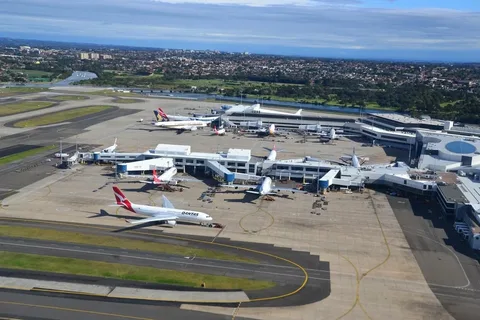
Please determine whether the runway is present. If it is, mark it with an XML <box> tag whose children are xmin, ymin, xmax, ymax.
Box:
<box><xmin>0</xmin><ymin>218</ymin><xmax>331</xmax><ymax>308</ymax></box>
<box><xmin>0</xmin><ymin>106</ymin><xmax>140</xmax><ymax>193</ymax></box>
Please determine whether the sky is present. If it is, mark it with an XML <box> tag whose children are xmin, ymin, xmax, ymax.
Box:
<box><xmin>1</xmin><ymin>0</ymin><xmax>480</xmax><ymax>62</ymax></box>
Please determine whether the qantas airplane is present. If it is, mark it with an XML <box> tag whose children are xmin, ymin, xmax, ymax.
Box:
<box><xmin>222</xmin><ymin>104</ymin><xmax>302</xmax><ymax>117</ymax></box>
<box><xmin>221</xmin><ymin>176</ymin><xmax>298</xmax><ymax>197</ymax></box>
<box><xmin>212</xmin><ymin>126</ymin><xmax>226</xmax><ymax>136</ymax></box>
<box><xmin>111</xmin><ymin>186</ymin><xmax>213</xmax><ymax>227</ymax></box>
<box><xmin>264</xmin><ymin>144</ymin><xmax>285</xmax><ymax>161</ymax></box>
<box><xmin>155</xmin><ymin>108</ymin><xmax>218</xmax><ymax>122</ymax></box>
<box><xmin>140</xmin><ymin>167</ymin><xmax>197</xmax><ymax>186</ymax></box>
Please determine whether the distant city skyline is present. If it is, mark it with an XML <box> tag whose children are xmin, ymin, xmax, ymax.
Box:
<box><xmin>1</xmin><ymin>0</ymin><xmax>479</xmax><ymax>62</ymax></box>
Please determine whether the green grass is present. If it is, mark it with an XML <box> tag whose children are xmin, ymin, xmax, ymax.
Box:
<box><xmin>440</xmin><ymin>100</ymin><xmax>462</xmax><ymax>107</ymax></box>
<box><xmin>0</xmin><ymin>87</ymin><xmax>48</xmax><ymax>97</ymax></box>
<box><xmin>0</xmin><ymin>225</ymin><xmax>257</xmax><ymax>263</ymax></box>
<box><xmin>0</xmin><ymin>101</ymin><xmax>55</xmax><ymax>117</ymax></box>
<box><xmin>49</xmin><ymin>95</ymin><xmax>89</xmax><ymax>101</ymax></box>
<box><xmin>0</xmin><ymin>145</ymin><xmax>56</xmax><ymax>166</ymax></box>
<box><xmin>10</xmin><ymin>69</ymin><xmax>53</xmax><ymax>77</ymax></box>
<box><xmin>114</xmin><ymin>98</ymin><xmax>141</xmax><ymax>103</ymax></box>
<box><xmin>0</xmin><ymin>251</ymin><xmax>273</xmax><ymax>290</ymax></box>
<box><xmin>13</xmin><ymin>106</ymin><xmax>113</xmax><ymax>128</ymax></box>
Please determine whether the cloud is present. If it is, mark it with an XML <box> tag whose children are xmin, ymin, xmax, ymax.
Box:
<box><xmin>1</xmin><ymin>0</ymin><xmax>479</xmax><ymax>54</ymax></box>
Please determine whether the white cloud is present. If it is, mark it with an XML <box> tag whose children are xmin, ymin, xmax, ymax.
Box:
<box><xmin>1</xmin><ymin>0</ymin><xmax>479</xmax><ymax>54</ymax></box>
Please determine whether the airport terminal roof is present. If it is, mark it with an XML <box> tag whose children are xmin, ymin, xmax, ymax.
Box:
<box><xmin>457</xmin><ymin>176</ymin><xmax>480</xmax><ymax>224</ymax></box>
<box><xmin>438</xmin><ymin>184</ymin><xmax>468</xmax><ymax>204</ymax></box>
<box><xmin>368</xmin><ymin>113</ymin><xmax>445</xmax><ymax>126</ymax></box>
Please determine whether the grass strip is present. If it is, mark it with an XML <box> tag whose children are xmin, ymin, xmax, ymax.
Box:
<box><xmin>0</xmin><ymin>87</ymin><xmax>48</xmax><ymax>97</ymax></box>
<box><xmin>114</xmin><ymin>98</ymin><xmax>141</xmax><ymax>103</ymax></box>
<box><xmin>13</xmin><ymin>106</ymin><xmax>113</xmax><ymax>128</ymax></box>
<box><xmin>0</xmin><ymin>251</ymin><xmax>273</xmax><ymax>290</ymax></box>
<box><xmin>0</xmin><ymin>101</ymin><xmax>55</xmax><ymax>116</ymax></box>
<box><xmin>49</xmin><ymin>95</ymin><xmax>89</xmax><ymax>101</ymax></box>
<box><xmin>0</xmin><ymin>145</ymin><xmax>56</xmax><ymax>166</ymax></box>
<box><xmin>0</xmin><ymin>225</ymin><xmax>257</xmax><ymax>263</ymax></box>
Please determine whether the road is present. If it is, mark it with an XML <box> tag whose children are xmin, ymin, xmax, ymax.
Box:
<box><xmin>0</xmin><ymin>290</ymin><xmax>254</xmax><ymax>320</ymax></box>
<box><xmin>388</xmin><ymin>194</ymin><xmax>480</xmax><ymax>320</ymax></box>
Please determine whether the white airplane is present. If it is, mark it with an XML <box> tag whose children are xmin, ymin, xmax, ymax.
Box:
<box><xmin>155</xmin><ymin>108</ymin><xmax>218</xmax><ymax>122</ymax></box>
<box><xmin>140</xmin><ymin>167</ymin><xmax>197</xmax><ymax>186</ymax></box>
<box><xmin>241</xmin><ymin>124</ymin><xmax>276</xmax><ymax>137</ymax></box>
<box><xmin>111</xmin><ymin>186</ymin><xmax>213</xmax><ymax>227</ymax></box>
<box><xmin>320</xmin><ymin>128</ymin><xmax>360</xmax><ymax>141</ymax></box>
<box><xmin>152</xmin><ymin>118</ymin><xmax>207</xmax><ymax>131</ymax></box>
<box><xmin>340</xmin><ymin>148</ymin><xmax>368</xmax><ymax>168</ymax></box>
<box><xmin>101</xmin><ymin>138</ymin><xmax>118</xmax><ymax>153</ymax></box>
<box><xmin>54</xmin><ymin>152</ymin><xmax>69</xmax><ymax>158</ymax></box>
<box><xmin>264</xmin><ymin>144</ymin><xmax>284</xmax><ymax>161</ymax></box>
<box><xmin>212</xmin><ymin>125</ymin><xmax>226</xmax><ymax>136</ymax></box>
<box><xmin>223</xmin><ymin>104</ymin><xmax>302</xmax><ymax>117</ymax></box>
<box><xmin>221</xmin><ymin>176</ymin><xmax>298</xmax><ymax>196</ymax></box>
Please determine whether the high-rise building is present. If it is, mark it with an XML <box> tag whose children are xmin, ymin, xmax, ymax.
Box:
<box><xmin>79</xmin><ymin>53</ymin><xmax>90</xmax><ymax>60</ymax></box>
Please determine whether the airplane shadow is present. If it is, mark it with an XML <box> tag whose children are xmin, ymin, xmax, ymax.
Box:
<box><xmin>222</xmin><ymin>192</ymin><xmax>260</xmax><ymax>204</ymax></box>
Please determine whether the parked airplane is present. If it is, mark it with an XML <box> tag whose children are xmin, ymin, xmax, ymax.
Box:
<box><xmin>111</xmin><ymin>186</ymin><xmax>213</xmax><ymax>227</ymax></box>
<box><xmin>101</xmin><ymin>138</ymin><xmax>118</xmax><ymax>153</ymax></box>
<box><xmin>222</xmin><ymin>104</ymin><xmax>302</xmax><ymax>117</ymax></box>
<box><xmin>54</xmin><ymin>152</ymin><xmax>69</xmax><ymax>158</ymax></box>
<box><xmin>140</xmin><ymin>167</ymin><xmax>197</xmax><ymax>186</ymax></box>
<box><xmin>320</xmin><ymin>128</ymin><xmax>360</xmax><ymax>141</ymax></box>
<box><xmin>247</xmin><ymin>124</ymin><xmax>276</xmax><ymax>137</ymax></box>
<box><xmin>339</xmin><ymin>148</ymin><xmax>368</xmax><ymax>168</ymax></box>
<box><xmin>212</xmin><ymin>126</ymin><xmax>226</xmax><ymax>136</ymax></box>
<box><xmin>155</xmin><ymin>108</ymin><xmax>218</xmax><ymax>122</ymax></box>
<box><xmin>264</xmin><ymin>144</ymin><xmax>284</xmax><ymax>161</ymax></box>
<box><xmin>221</xmin><ymin>176</ymin><xmax>298</xmax><ymax>196</ymax></box>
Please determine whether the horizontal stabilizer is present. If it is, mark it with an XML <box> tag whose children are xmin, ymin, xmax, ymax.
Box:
<box><xmin>127</xmin><ymin>216</ymin><xmax>177</xmax><ymax>225</ymax></box>
<box><xmin>246</xmin><ymin>190</ymin><xmax>261</xmax><ymax>195</ymax></box>
<box><xmin>140</xmin><ymin>180</ymin><xmax>155</xmax><ymax>184</ymax></box>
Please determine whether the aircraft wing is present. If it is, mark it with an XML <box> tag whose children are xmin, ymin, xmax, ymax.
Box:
<box><xmin>127</xmin><ymin>215</ymin><xmax>177</xmax><ymax>225</ymax></box>
<box><xmin>139</xmin><ymin>180</ymin><xmax>155</xmax><ymax>184</ymax></box>
<box><xmin>172</xmin><ymin>177</ymin><xmax>200</xmax><ymax>183</ymax></box>
<box><xmin>221</xmin><ymin>184</ymin><xmax>259</xmax><ymax>189</ymax></box>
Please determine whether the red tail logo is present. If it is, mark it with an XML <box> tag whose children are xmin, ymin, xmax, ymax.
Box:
<box><xmin>112</xmin><ymin>186</ymin><xmax>134</xmax><ymax>212</ymax></box>
<box><xmin>153</xmin><ymin>168</ymin><xmax>161</xmax><ymax>183</ymax></box>
<box><xmin>158</xmin><ymin>108</ymin><xmax>169</xmax><ymax>121</ymax></box>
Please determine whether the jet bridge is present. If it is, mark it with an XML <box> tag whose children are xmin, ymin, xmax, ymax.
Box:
<box><xmin>318</xmin><ymin>169</ymin><xmax>341</xmax><ymax>189</ymax></box>
<box><xmin>206</xmin><ymin>160</ymin><xmax>235</xmax><ymax>182</ymax></box>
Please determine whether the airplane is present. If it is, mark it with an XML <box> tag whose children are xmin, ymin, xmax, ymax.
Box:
<box><xmin>339</xmin><ymin>148</ymin><xmax>369</xmax><ymax>168</ymax></box>
<box><xmin>111</xmin><ymin>186</ymin><xmax>213</xmax><ymax>227</ymax></box>
<box><xmin>319</xmin><ymin>128</ymin><xmax>360</xmax><ymax>141</ymax></box>
<box><xmin>155</xmin><ymin>108</ymin><xmax>218</xmax><ymax>122</ymax></box>
<box><xmin>212</xmin><ymin>125</ymin><xmax>226</xmax><ymax>136</ymax></box>
<box><xmin>101</xmin><ymin>138</ymin><xmax>118</xmax><ymax>153</ymax></box>
<box><xmin>222</xmin><ymin>104</ymin><xmax>302</xmax><ymax>117</ymax></box>
<box><xmin>54</xmin><ymin>152</ymin><xmax>69</xmax><ymax>158</ymax></box>
<box><xmin>264</xmin><ymin>144</ymin><xmax>285</xmax><ymax>161</ymax></box>
<box><xmin>140</xmin><ymin>167</ymin><xmax>197</xmax><ymax>186</ymax></box>
<box><xmin>220</xmin><ymin>176</ymin><xmax>299</xmax><ymax>197</ymax></box>
<box><xmin>241</xmin><ymin>124</ymin><xmax>276</xmax><ymax>137</ymax></box>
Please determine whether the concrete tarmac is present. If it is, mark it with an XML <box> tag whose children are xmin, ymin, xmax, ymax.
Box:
<box><xmin>388</xmin><ymin>194</ymin><xmax>480</xmax><ymax>320</ymax></box>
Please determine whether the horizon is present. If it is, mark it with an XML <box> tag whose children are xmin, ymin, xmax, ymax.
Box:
<box><xmin>1</xmin><ymin>0</ymin><xmax>480</xmax><ymax>62</ymax></box>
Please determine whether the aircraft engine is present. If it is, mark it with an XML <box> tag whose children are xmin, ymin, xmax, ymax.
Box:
<box><xmin>190</xmin><ymin>126</ymin><xmax>198</xmax><ymax>131</ymax></box>
<box><xmin>166</xmin><ymin>220</ymin><xmax>177</xmax><ymax>226</ymax></box>
<box><xmin>169</xmin><ymin>180</ymin><xmax>178</xmax><ymax>186</ymax></box>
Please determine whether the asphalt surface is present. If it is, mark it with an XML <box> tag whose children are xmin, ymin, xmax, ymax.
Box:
<box><xmin>388</xmin><ymin>194</ymin><xmax>480</xmax><ymax>320</ymax></box>
<box><xmin>0</xmin><ymin>290</ymin><xmax>254</xmax><ymax>320</ymax></box>
<box><xmin>0</xmin><ymin>106</ymin><xmax>140</xmax><ymax>192</ymax></box>
<box><xmin>0</xmin><ymin>218</ymin><xmax>331</xmax><ymax>308</ymax></box>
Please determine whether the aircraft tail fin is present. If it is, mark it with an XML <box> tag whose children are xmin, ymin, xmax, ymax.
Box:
<box><xmin>295</xmin><ymin>109</ymin><xmax>302</xmax><ymax>115</ymax></box>
<box><xmin>158</xmin><ymin>108</ymin><xmax>169</xmax><ymax>121</ymax></box>
<box><xmin>152</xmin><ymin>168</ymin><xmax>161</xmax><ymax>183</ymax></box>
<box><xmin>112</xmin><ymin>186</ymin><xmax>134</xmax><ymax>212</ymax></box>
